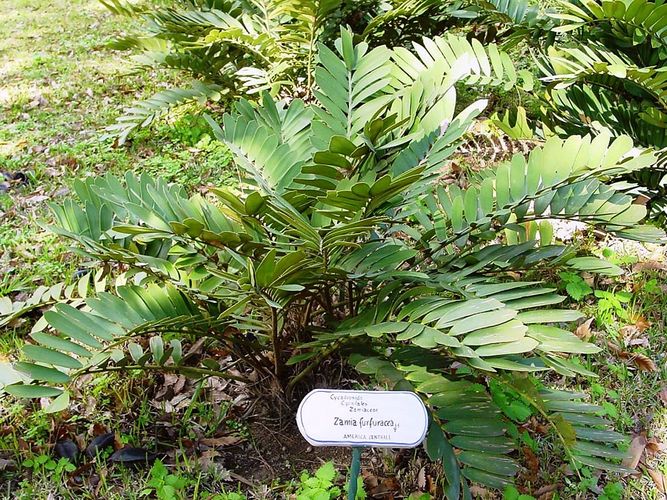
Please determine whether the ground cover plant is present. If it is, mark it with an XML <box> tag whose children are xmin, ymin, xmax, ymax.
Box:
<box><xmin>3</xmin><ymin>24</ymin><xmax>667</xmax><ymax>497</ymax></box>
<box><xmin>1</xmin><ymin>0</ymin><xmax>667</xmax><ymax>499</ymax></box>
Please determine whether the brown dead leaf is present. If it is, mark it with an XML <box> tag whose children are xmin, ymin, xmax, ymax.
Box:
<box><xmin>622</xmin><ymin>434</ymin><xmax>647</xmax><ymax>471</ymax></box>
<box><xmin>184</xmin><ymin>337</ymin><xmax>207</xmax><ymax>360</ymax></box>
<box><xmin>659</xmin><ymin>386</ymin><xmax>667</xmax><ymax>406</ymax></box>
<box><xmin>199</xmin><ymin>435</ymin><xmax>244</xmax><ymax>448</ymax></box>
<box><xmin>155</xmin><ymin>374</ymin><xmax>187</xmax><ymax>400</ymax></box>
<box><xmin>370</xmin><ymin>476</ymin><xmax>400</xmax><ymax>498</ymax></box>
<box><xmin>198</xmin><ymin>449</ymin><xmax>220</xmax><ymax>469</ymax></box>
<box><xmin>469</xmin><ymin>484</ymin><xmax>493</xmax><ymax>498</ymax></box>
<box><xmin>534</xmin><ymin>484</ymin><xmax>559</xmax><ymax>497</ymax></box>
<box><xmin>630</xmin><ymin>352</ymin><xmax>658</xmax><ymax>372</ymax></box>
<box><xmin>417</xmin><ymin>467</ymin><xmax>426</xmax><ymax>490</ymax></box>
<box><xmin>648</xmin><ymin>469</ymin><xmax>666</xmax><ymax>493</ymax></box>
<box><xmin>632</xmin><ymin>314</ymin><xmax>650</xmax><ymax>332</ymax></box>
<box><xmin>0</xmin><ymin>458</ymin><xmax>16</xmax><ymax>471</ymax></box>
<box><xmin>645</xmin><ymin>437</ymin><xmax>663</xmax><ymax>456</ymax></box>
<box><xmin>91</xmin><ymin>422</ymin><xmax>107</xmax><ymax>437</ymax></box>
<box><xmin>627</xmin><ymin>337</ymin><xmax>649</xmax><ymax>348</ymax></box>
<box><xmin>523</xmin><ymin>446</ymin><xmax>540</xmax><ymax>475</ymax></box>
<box><xmin>606</xmin><ymin>342</ymin><xmax>658</xmax><ymax>372</ymax></box>
<box><xmin>620</xmin><ymin>325</ymin><xmax>640</xmax><ymax>340</ymax></box>
<box><xmin>575</xmin><ymin>318</ymin><xmax>594</xmax><ymax>341</ymax></box>
<box><xmin>620</xmin><ymin>323</ymin><xmax>650</xmax><ymax>347</ymax></box>
<box><xmin>427</xmin><ymin>473</ymin><xmax>437</xmax><ymax>495</ymax></box>
<box><xmin>632</xmin><ymin>261</ymin><xmax>667</xmax><ymax>273</ymax></box>
<box><xmin>362</xmin><ymin>470</ymin><xmax>379</xmax><ymax>490</ymax></box>
<box><xmin>523</xmin><ymin>416</ymin><xmax>550</xmax><ymax>435</ymax></box>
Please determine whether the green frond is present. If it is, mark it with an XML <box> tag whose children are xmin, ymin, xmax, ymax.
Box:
<box><xmin>4</xmin><ymin>283</ymin><xmax>219</xmax><ymax>398</ymax></box>
<box><xmin>542</xmin><ymin>45</ymin><xmax>667</xmax><ymax>114</ymax></box>
<box><xmin>416</xmin><ymin>134</ymin><xmax>663</xmax><ymax>249</ymax></box>
<box><xmin>208</xmin><ymin>94</ymin><xmax>315</xmax><ymax>193</ymax></box>
<box><xmin>491</xmin><ymin>106</ymin><xmax>535</xmax><ymax>140</ymax></box>
<box><xmin>98</xmin><ymin>0</ymin><xmax>149</xmax><ymax>16</ymax></box>
<box><xmin>313</xmin><ymin>28</ymin><xmax>394</xmax><ymax>138</ymax></box>
<box><xmin>553</xmin><ymin>0</ymin><xmax>667</xmax><ymax>49</ymax></box>
<box><xmin>352</xmin><ymin>356</ymin><xmax>631</xmax><ymax>492</ymax></box>
<box><xmin>362</xmin><ymin>0</ymin><xmax>452</xmax><ymax>39</ymax></box>
<box><xmin>104</xmin><ymin>82</ymin><xmax>222</xmax><ymax>144</ymax></box>
<box><xmin>391</xmin><ymin>34</ymin><xmax>533</xmax><ymax>92</ymax></box>
<box><xmin>0</xmin><ymin>271</ymin><xmax>109</xmax><ymax>329</ymax></box>
<box><xmin>483</xmin><ymin>0</ymin><xmax>554</xmax><ymax>29</ymax></box>
<box><xmin>543</xmin><ymin>85</ymin><xmax>667</xmax><ymax>148</ymax></box>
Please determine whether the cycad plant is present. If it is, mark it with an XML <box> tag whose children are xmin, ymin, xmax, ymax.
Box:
<box><xmin>100</xmin><ymin>0</ymin><xmax>538</xmax><ymax>143</ymax></box>
<box><xmin>3</xmin><ymin>30</ymin><xmax>663</xmax><ymax>494</ymax></box>
<box><xmin>101</xmin><ymin>0</ymin><xmax>343</xmax><ymax>142</ymax></box>
<box><xmin>535</xmin><ymin>0</ymin><xmax>667</xmax><ymax>217</ymax></box>
<box><xmin>100</xmin><ymin>0</ymin><xmax>465</xmax><ymax>143</ymax></box>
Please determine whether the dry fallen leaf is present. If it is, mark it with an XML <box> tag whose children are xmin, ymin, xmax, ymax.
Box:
<box><xmin>626</xmin><ymin>337</ymin><xmax>649</xmax><ymax>348</ymax></box>
<box><xmin>417</xmin><ymin>466</ymin><xmax>426</xmax><ymax>490</ymax></box>
<box><xmin>647</xmin><ymin>469</ymin><xmax>666</xmax><ymax>493</ymax></box>
<box><xmin>469</xmin><ymin>484</ymin><xmax>493</xmax><ymax>499</ymax></box>
<box><xmin>523</xmin><ymin>446</ymin><xmax>540</xmax><ymax>475</ymax></box>
<box><xmin>620</xmin><ymin>325</ymin><xmax>640</xmax><ymax>342</ymax></box>
<box><xmin>659</xmin><ymin>386</ymin><xmax>667</xmax><ymax>406</ymax></box>
<box><xmin>370</xmin><ymin>476</ymin><xmax>400</xmax><ymax>498</ymax></box>
<box><xmin>606</xmin><ymin>342</ymin><xmax>658</xmax><ymax>372</ymax></box>
<box><xmin>632</xmin><ymin>314</ymin><xmax>650</xmax><ymax>332</ymax></box>
<box><xmin>645</xmin><ymin>437</ymin><xmax>663</xmax><ymax>456</ymax></box>
<box><xmin>0</xmin><ymin>458</ymin><xmax>16</xmax><ymax>471</ymax></box>
<box><xmin>630</xmin><ymin>352</ymin><xmax>658</xmax><ymax>372</ymax></box>
<box><xmin>199</xmin><ymin>435</ymin><xmax>244</xmax><ymax>447</ymax></box>
<box><xmin>632</xmin><ymin>261</ymin><xmax>667</xmax><ymax>273</ymax></box>
<box><xmin>534</xmin><ymin>484</ymin><xmax>559</xmax><ymax>498</ymax></box>
<box><xmin>198</xmin><ymin>449</ymin><xmax>220</xmax><ymax>469</ymax></box>
<box><xmin>622</xmin><ymin>434</ymin><xmax>647</xmax><ymax>471</ymax></box>
<box><xmin>362</xmin><ymin>470</ymin><xmax>379</xmax><ymax>490</ymax></box>
<box><xmin>154</xmin><ymin>374</ymin><xmax>188</xmax><ymax>400</ymax></box>
<box><xmin>575</xmin><ymin>318</ymin><xmax>595</xmax><ymax>341</ymax></box>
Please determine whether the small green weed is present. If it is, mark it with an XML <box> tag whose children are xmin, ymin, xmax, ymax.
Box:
<box><xmin>559</xmin><ymin>271</ymin><xmax>593</xmax><ymax>301</ymax></box>
<box><xmin>296</xmin><ymin>461</ymin><xmax>341</xmax><ymax>499</ymax></box>
<box><xmin>600</xmin><ymin>481</ymin><xmax>624</xmax><ymax>500</ymax></box>
<box><xmin>489</xmin><ymin>379</ymin><xmax>534</xmax><ymax>423</ymax></box>
<box><xmin>141</xmin><ymin>459</ymin><xmax>190</xmax><ymax>500</ymax></box>
<box><xmin>595</xmin><ymin>289</ymin><xmax>632</xmax><ymax>324</ymax></box>
<box><xmin>21</xmin><ymin>454</ymin><xmax>75</xmax><ymax>477</ymax></box>
<box><xmin>563</xmin><ymin>466</ymin><xmax>625</xmax><ymax>498</ymax></box>
<box><xmin>209</xmin><ymin>493</ymin><xmax>246</xmax><ymax>500</ymax></box>
<box><xmin>601</xmin><ymin>248</ymin><xmax>638</xmax><ymax>267</ymax></box>
<box><xmin>503</xmin><ymin>485</ymin><xmax>536</xmax><ymax>499</ymax></box>
<box><xmin>295</xmin><ymin>461</ymin><xmax>367</xmax><ymax>500</ymax></box>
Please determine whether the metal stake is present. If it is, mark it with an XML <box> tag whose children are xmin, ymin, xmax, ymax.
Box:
<box><xmin>347</xmin><ymin>447</ymin><xmax>362</xmax><ymax>500</ymax></box>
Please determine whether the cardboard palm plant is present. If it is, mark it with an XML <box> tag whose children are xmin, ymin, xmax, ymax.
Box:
<box><xmin>100</xmin><ymin>0</ymin><xmax>461</xmax><ymax>142</ymax></box>
<box><xmin>536</xmin><ymin>0</ymin><xmax>667</xmax><ymax>219</ymax></box>
<box><xmin>4</xmin><ymin>30</ymin><xmax>664</xmax><ymax>494</ymax></box>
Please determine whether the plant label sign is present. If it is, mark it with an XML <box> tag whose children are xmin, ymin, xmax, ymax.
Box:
<box><xmin>296</xmin><ymin>389</ymin><xmax>428</xmax><ymax>448</ymax></box>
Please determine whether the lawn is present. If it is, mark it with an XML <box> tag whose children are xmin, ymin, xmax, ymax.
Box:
<box><xmin>0</xmin><ymin>0</ymin><xmax>233</xmax><ymax>296</ymax></box>
<box><xmin>1</xmin><ymin>0</ymin><xmax>666</xmax><ymax>499</ymax></box>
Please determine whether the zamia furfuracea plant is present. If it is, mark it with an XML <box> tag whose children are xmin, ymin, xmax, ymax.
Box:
<box><xmin>99</xmin><ymin>0</ymin><xmax>535</xmax><ymax>143</ymax></box>
<box><xmin>2</xmin><ymin>29</ymin><xmax>664</xmax><ymax>494</ymax></box>
<box><xmin>535</xmin><ymin>0</ymin><xmax>667</xmax><ymax>220</ymax></box>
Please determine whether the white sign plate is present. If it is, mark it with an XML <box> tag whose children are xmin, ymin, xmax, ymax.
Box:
<box><xmin>296</xmin><ymin>389</ymin><xmax>428</xmax><ymax>448</ymax></box>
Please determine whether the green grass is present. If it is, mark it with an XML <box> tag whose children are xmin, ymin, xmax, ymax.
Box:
<box><xmin>0</xmin><ymin>0</ymin><xmax>234</xmax><ymax>294</ymax></box>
